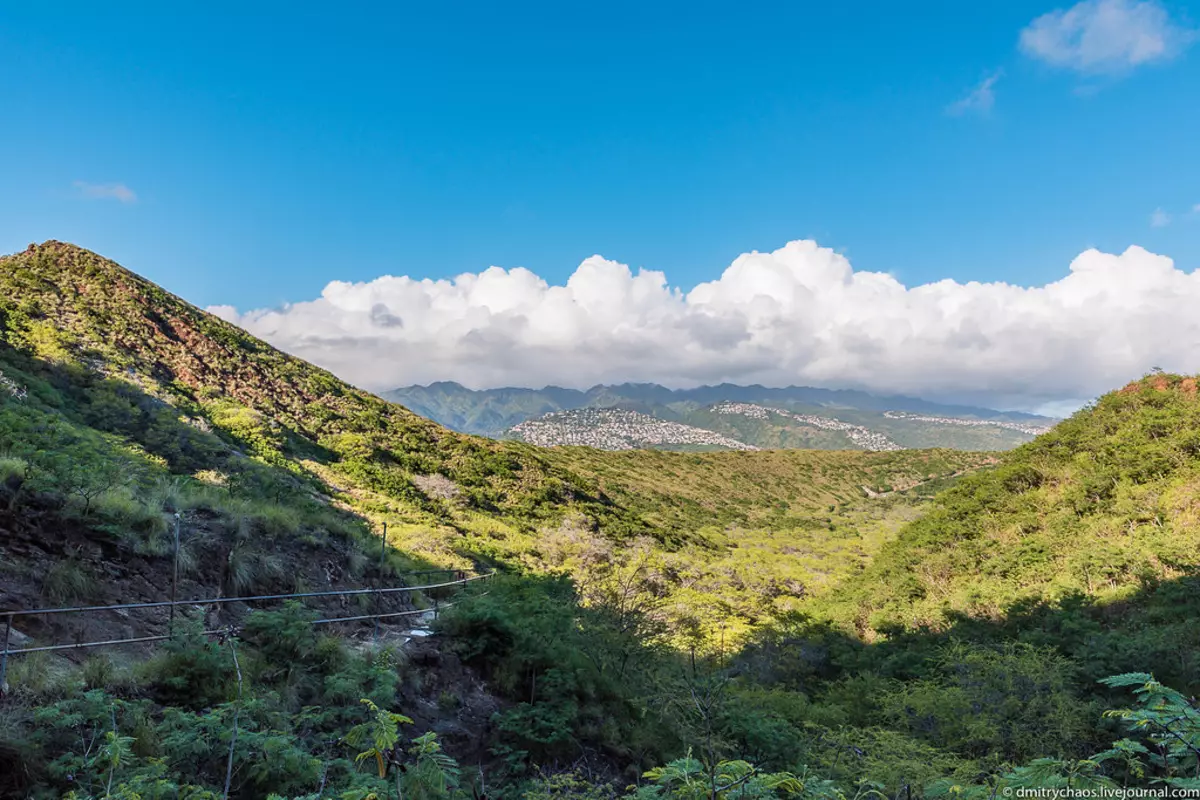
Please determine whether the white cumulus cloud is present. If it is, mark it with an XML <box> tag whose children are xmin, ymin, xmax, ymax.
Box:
<box><xmin>1019</xmin><ymin>0</ymin><xmax>1195</xmax><ymax>73</ymax></box>
<box><xmin>209</xmin><ymin>240</ymin><xmax>1200</xmax><ymax>413</ymax></box>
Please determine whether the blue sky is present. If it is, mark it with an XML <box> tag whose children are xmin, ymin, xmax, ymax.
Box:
<box><xmin>2</xmin><ymin>1</ymin><xmax>1196</xmax><ymax>309</ymax></box>
<box><xmin>2</xmin><ymin>2</ymin><xmax>1199</xmax><ymax>407</ymax></box>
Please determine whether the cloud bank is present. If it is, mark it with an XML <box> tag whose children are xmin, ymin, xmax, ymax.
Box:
<box><xmin>1019</xmin><ymin>0</ymin><xmax>1195</xmax><ymax>73</ymax></box>
<box><xmin>209</xmin><ymin>241</ymin><xmax>1200</xmax><ymax>414</ymax></box>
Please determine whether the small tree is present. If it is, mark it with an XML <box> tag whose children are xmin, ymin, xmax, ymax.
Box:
<box><xmin>343</xmin><ymin>702</ymin><xmax>465</xmax><ymax>800</ymax></box>
<box><xmin>94</xmin><ymin>728</ymin><xmax>137</xmax><ymax>797</ymax></box>
<box><xmin>402</xmin><ymin>732</ymin><xmax>461</xmax><ymax>800</ymax></box>
<box><xmin>1097</xmin><ymin>672</ymin><xmax>1200</xmax><ymax>787</ymax></box>
<box><xmin>59</xmin><ymin>459</ymin><xmax>128</xmax><ymax>515</ymax></box>
<box><xmin>343</xmin><ymin>699</ymin><xmax>413</xmax><ymax>780</ymax></box>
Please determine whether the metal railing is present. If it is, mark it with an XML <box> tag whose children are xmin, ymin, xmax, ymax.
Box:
<box><xmin>0</xmin><ymin>568</ymin><xmax>493</xmax><ymax>690</ymax></box>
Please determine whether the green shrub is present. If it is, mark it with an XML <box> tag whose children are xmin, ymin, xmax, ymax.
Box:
<box><xmin>0</xmin><ymin>454</ymin><xmax>27</xmax><ymax>482</ymax></box>
<box><xmin>80</xmin><ymin>653</ymin><xmax>116</xmax><ymax>690</ymax></box>
<box><xmin>878</xmin><ymin>641</ymin><xmax>1096</xmax><ymax>764</ymax></box>
<box><xmin>251</xmin><ymin>501</ymin><xmax>304</xmax><ymax>537</ymax></box>
<box><xmin>633</xmin><ymin>755</ymin><xmax>833</xmax><ymax>799</ymax></box>
<box><xmin>925</xmin><ymin>672</ymin><xmax>1199</xmax><ymax>794</ymax></box>
<box><xmin>402</xmin><ymin>731</ymin><xmax>462</xmax><ymax>800</ymax></box>
<box><xmin>4</xmin><ymin>649</ymin><xmax>74</xmax><ymax>699</ymax></box>
<box><xmin>139</xmin><ymin>617</ymin><xmax>234</xmax><ymax>708</ymax></box>
<box><xmin>437</xmin><ymin>598</ymin><xmax>517</xmax><ymax>669</ymax></box>
<box><xmin>320</xmin><ymin>646</ymin><xmax>399</xmax><ymax>715</ymax></box>
<box><xmin>144</xmin><ymin>474</ymin><xmax>189</xmax><ymax>513</ymax></box>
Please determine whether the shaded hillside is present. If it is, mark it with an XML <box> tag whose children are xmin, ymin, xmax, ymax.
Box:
<box><xmin>666</xmin><ymin>375</ymin><xmax>1200</xmax><ymax>795</ymax></box>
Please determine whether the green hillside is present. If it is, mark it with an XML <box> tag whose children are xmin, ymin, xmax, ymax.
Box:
<box><xmin>2</xmin><ymin>242</ymin><xmax>1197</xmax><ymax>798</ymax></box>
<box><xmin>834</xmin><ymin>372</ymin><xmax>1200</xmax><ymax>625</ymax></box>
<box><xmin>816</xmin><ymin>371</ymin><xmax>1200</xmax><ymax>690</ymax></box>
<box><xmin>702</xmin><ymin>372</ymin><xmax>1200</xmax><ymax>794</ymax></box>
<box><xmin>0</xmin><ymin>242</ymin><xmax>618</xmax><ymax>534</ymax></box>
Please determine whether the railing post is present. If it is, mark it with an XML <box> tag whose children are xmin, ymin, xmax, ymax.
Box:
<box><xmin>373</xmin><ymin>522</ymin><xmax>387</xmax><ymax>643</ymax></box>
<box><xmin>169</xmin><ymin>513</ymin><xmax>181</xmax><ymax>639</ymax></box>
<box><xmin>223</xmin><ymin>633</ymin><xmax>243</xmax><ymax>800</ymax></box>
<box><xmin>1</xmin><ymin>612</ymin><xmax>12</xmax><ymax>695</ymax></box>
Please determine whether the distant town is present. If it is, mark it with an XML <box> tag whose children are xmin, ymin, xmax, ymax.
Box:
<box><xmin>710</xmin><ymin>402</ymin><xmax>904</xmax><ymax>451</ymax></box>
<box><xmin>505</xmin><ymin>401</ymin><xmax>1054</xmax><ymax>453</ymax></box>
<box><xmin>509</xmin><ymin>408</ymin><xmax>760</xmax><ymax>451</ymax></box>
<box><xmin>882</xmin><ymin>410</ymin><xmax>1055</xmax><ymax>436</ymax></box>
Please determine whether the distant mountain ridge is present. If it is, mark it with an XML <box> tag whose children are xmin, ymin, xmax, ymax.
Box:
<box><xmin>384</xmin><ymin>381</ymin><xmax>1055</xmax><ymax>451</ymax></box>
<box><xmin>387</xmin><ymin>381</ymin><xmax>1048</xmax><ymax>434</ymax></box>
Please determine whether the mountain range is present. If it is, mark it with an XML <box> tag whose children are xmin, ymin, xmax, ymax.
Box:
<box><xmin>385</xmin><ymin>381</ymin><xmax>1057</xmax><ymax>451</ymax></box>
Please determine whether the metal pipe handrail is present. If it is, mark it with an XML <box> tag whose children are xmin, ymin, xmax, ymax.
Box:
<box><xmin>6</xmin><ymin>633</ymin><xmax>178</xmax><ymax>655</ymax></box>
<box><xmin>6</xmin><ymin>606</ymin><xmax>450</xmax><ymax>655</ymax></box>
<box><xmin>313</xmin><ymin>605</ymin><xmax>448</xmax><ymax>625</ymax></box>
<box><xmin>0</xmin><ymin>571</ymin><xmax>492</xmax><ymax>620</ymax></box>
<box><xmin>0</xmin><ymin>574</ymin><xmax>494</xmax><ymax>664</ymax></box>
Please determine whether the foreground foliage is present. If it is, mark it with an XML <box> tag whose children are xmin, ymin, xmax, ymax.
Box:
<box><xmin>6</xmin><ymin>626</ymin><xmax>1195</xmax><ymax>799</ymax></box>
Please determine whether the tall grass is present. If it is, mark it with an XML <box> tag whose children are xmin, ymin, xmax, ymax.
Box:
<box><xmin>227</xmin><ymin>544</ymin><xmax>287</xmax><ymax>595</ymax></box>
<box><xmin>3</xmin><ymin>649</ymin><xmax>79</xmax><ymax>699</ymax></box>
<box><xmin>92</xmin><ymin>487</ymin><xmax>171</xmax><ymax>554</ymax></box>
<box><xmin>41</xmin><ymin>551</ymin><xmax>92</xmax><ymax>605</ymax></box>
<box><xmin>144</xmin><ymin>474</ymin><xmax>190</xmax><ymax>514</ymax></box>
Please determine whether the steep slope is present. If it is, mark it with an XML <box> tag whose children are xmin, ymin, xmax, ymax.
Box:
<box><xmin>0</xmin><ymin>242</ymin><xmax>608</xmax><ymax>531</ymax></box>
<box><xmin>816</xmin><ymin>372</ymin><xmax>1200</xmax><ymax>692</ymax></box>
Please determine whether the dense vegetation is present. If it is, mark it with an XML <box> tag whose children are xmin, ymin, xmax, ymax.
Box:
<box><xmin>824</xmin><ymin>372</ymin><xmax>1200</xmax><ymax>692</ymax></box>
<box><xmin>2</xmin><ymin>242</ymin><xmax>1200</xmax><ymax>798</ymax></box>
